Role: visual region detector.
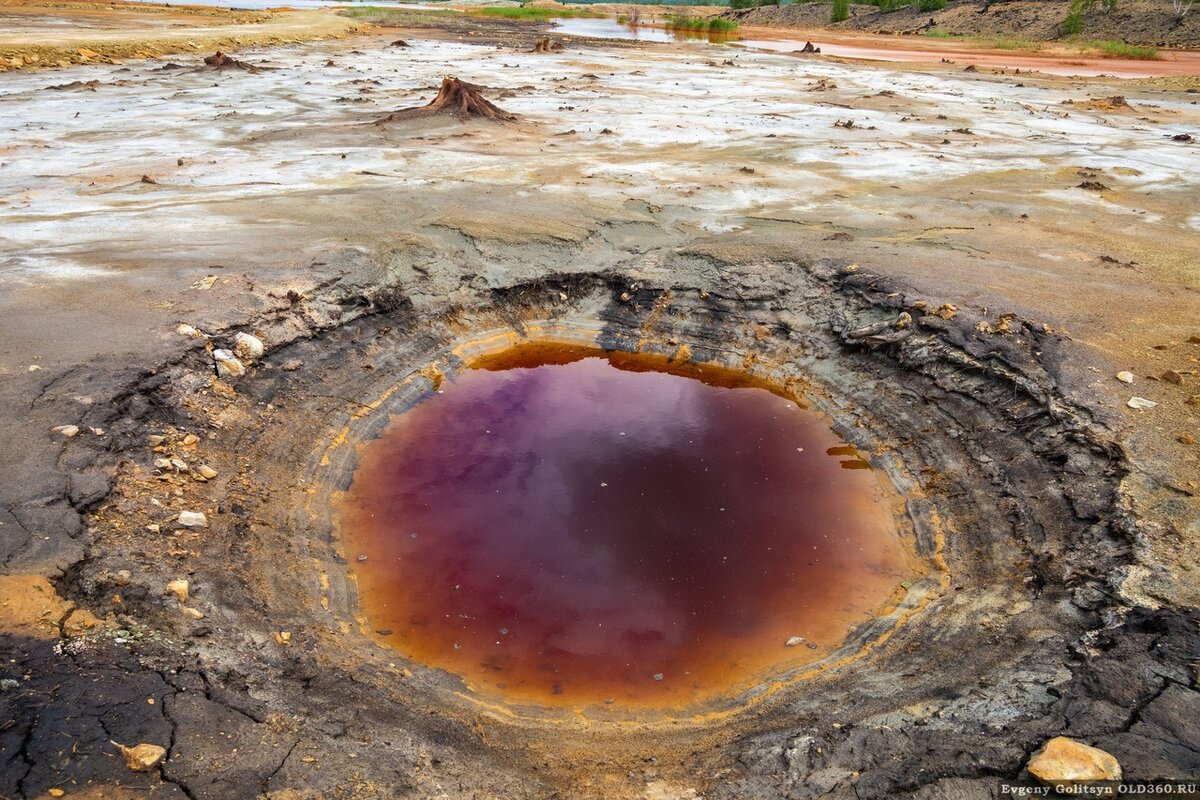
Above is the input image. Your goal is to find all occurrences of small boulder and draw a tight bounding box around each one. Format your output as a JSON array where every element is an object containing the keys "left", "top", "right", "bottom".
[
  {"left": 176, "top": 324, "right": 204, "bottom": 338},
  {"left": 1116, "top": 371, "right": 1134, "bottom": 384},
  {"left": 785, "top": 636, "right": 807, "bottom": 647},
  {"left": 233, "top": 331, "right": 264, "bottom": 361},
  {"left": 212, "top": 349, "right": 245, "bottom": 379},
  {"left": 177, "top": 511, "right": 207, "bottom": 528},
  {"left": 1127, "top": 397, "right": 1157, "bottom": 409},
  {"left": 52, "top": 425, "right": 80, "bottom": 438},
  {"left": 1027, "top": 737, "right": 1121, "bottom": 785}
]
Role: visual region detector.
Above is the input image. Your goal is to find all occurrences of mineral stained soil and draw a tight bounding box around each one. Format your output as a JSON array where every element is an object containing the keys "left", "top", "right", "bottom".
[
  {"left": 0, "top": 8, "right": 1199, "bottom": 800},
  {"left": 342, "top": 352, "right": 912, "bottom": 708}
]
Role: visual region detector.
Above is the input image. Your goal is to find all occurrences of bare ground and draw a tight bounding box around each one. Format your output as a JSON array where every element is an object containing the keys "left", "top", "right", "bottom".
[{"left": 0, "top": 10, "right": 1198, "bottom": 800}]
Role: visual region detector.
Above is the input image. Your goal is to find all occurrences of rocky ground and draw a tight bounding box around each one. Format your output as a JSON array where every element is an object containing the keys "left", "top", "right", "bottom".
[
  {"left": 0, "top": 13, "right": 1198, "bottom": 800},
  {"left": 725, "top": 0, "right": 1200, "bottom": 48}
]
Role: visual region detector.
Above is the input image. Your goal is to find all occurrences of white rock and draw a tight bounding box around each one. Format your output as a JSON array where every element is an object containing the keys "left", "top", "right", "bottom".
[
  {"left": 1116, "top": 371, "right": 1135, "bottom": 384},
  {"left": 233, "top": 332, "right": 264, "bottom": 361},
  {"left": 195, "top": 465, "right": 218, "bottom": 480},
  {"left": 52, "top": 425, "right": 80, "bottom": 438},
  {"left": 176, "top": 324, "right": 204, "bottom": 338},
  {"left": 1127, "top": 397, "right": 1157, "bottom": 409},
  {"left": 212, "top": 349, "right": 245, "bottom": 379},
  {"left": 177, "top": 511, "right": 207, "bottom": 528},
  {"left": 785, "top": 636, "right": 807, "bottom": 647}
]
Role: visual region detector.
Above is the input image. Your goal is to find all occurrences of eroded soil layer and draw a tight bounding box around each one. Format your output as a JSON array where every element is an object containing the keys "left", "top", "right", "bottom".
[
  {"left": 2, "top": 258, "right": 1196, "bottom": 799},
  {"left": 342, "top": 351, "right": 914, "bottom": 708}
]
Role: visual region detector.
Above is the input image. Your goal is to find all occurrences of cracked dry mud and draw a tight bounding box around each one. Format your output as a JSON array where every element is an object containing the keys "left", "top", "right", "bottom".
[{"left": 1, "top": 18, "right": 1199, "bottom": 800}]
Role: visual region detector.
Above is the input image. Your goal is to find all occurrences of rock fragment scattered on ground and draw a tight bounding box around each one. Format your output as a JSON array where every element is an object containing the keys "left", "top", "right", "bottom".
[
  {"left": 1026, "top": 737, "right": 1121, "bottom": 785},
  {"left": 177, "top": 510, "right": 208, "bottom": 528},
  {"left": 233, "top": 331, "right": 265, "bottom": 361},
  {"left": 1127, "top": 397, "right": 1157, "bottom": 409},
  {"left": 167, "top": 579, "right": 189, "bottom": 602},
  {"left": 213, "top": 348, "right": 246, "bottom": 379},
  {"left": 113, "top": 741, "right": 167, "bottom": 772}
]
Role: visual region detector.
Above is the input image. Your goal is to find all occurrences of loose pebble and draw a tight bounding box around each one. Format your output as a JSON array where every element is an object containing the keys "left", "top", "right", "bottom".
[{"left": 177, "top": 511, "right": 207, "bottom": 528}]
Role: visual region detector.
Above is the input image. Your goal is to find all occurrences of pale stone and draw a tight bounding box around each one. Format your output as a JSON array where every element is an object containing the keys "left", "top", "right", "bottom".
[
  {"left": 177, "top": 511, "right": 207, "bottom": 528},
  {"left": 1027, "top": 737, "right": 1121, "bottom": 786},
  {"left": 233, "top": 331, "right": 265, "bottom": 361},
  {"left": 212, "top": 349, "right": 245, "bottom": 379}
]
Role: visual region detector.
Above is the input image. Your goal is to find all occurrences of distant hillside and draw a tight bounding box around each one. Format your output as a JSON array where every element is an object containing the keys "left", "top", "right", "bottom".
[{"left": 723, "top": 0, "right": 1200, "bottom": 48}]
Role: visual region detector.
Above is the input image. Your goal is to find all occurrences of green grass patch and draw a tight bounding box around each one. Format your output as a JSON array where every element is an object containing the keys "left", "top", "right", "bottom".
[
  {"left": 988, "top": 36, "right": 1042, "bottom": 50},
  {"left": 470, "top": 6, "right": 601, "bottom": 20},
  {"left": 662, "top": 13, "right": 739, "bottom": 32},
  {"left": 922, "top": 29, "right": 961, "bottom": 38},
  {"left": 338, "top": 6, "right": 454, "bottom": 26},
  {"left": 1082, "top": 39, "right": 1160, "bottom": 59}
]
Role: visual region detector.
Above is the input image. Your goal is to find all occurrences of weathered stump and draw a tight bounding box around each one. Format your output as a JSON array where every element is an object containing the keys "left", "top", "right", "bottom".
[
  {"left": 532, "top": 37, "right": 564, "bottom": 53},
  {"left": 377, "top": 77, "right": 516, "bottom": 122}
]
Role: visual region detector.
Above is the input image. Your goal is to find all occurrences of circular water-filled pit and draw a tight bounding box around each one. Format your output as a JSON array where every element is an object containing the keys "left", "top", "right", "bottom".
[
  {"left": 341, "top": 345, "right": 921, "bottom": 709},
  {"left": 48, "top": 266, "right": 1169, "bottom": 799}
]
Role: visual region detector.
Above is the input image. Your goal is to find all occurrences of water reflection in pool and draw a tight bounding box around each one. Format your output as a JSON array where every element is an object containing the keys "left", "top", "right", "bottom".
[{"left": 551, "top": 16, "right": 736, "bottom": 44}]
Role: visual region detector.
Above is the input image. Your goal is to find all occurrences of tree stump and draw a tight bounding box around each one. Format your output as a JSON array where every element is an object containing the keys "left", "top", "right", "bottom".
[
  {"left": 377, "top": 77, "right": 516, "bottom": 123},
  {"left": 202, "top": 51, "right": 260, "bottom": 72},
  {"left": 532, "top": 37, "right": 564, "bottom": 53}
]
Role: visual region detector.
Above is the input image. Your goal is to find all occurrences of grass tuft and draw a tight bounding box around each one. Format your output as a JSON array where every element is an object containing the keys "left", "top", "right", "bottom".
[
  {"left": 339, "top": 6, "right": 454, "bottom": 26},
  {"left": 470, "top": 6, "right": 601, "bottom": 20},
  {"left": 1083, "top": 39, "right": 1160, "bottom": 59},
  {"left": 662, "top": 13, "right": 739, "bottom": 33}
]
